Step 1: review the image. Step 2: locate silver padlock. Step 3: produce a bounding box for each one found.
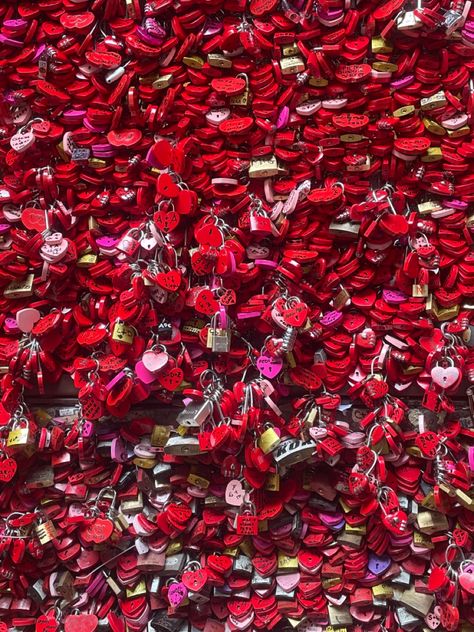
[233,555,253,577]
[273,439,316,467]
[177,400,213,427]
[251,573,273,590]
[164,436,201,456]
[163,553,186,576]
[275,584,295,600]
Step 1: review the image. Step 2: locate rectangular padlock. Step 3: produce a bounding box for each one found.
[177,400,213,427]
[211,328,231,353]
[112,321,134,344]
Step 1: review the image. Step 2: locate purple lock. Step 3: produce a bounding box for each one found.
[382,289,406,304]
[320,310,343,327]
[391,75,415,89]
[367,553,391,576]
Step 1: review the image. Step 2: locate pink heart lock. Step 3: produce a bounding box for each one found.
[135,361,157,385]
[425,606,442,630]
[431,364,460,389]
[295,100,322,116]
[229,611,254,630]
[168,582,188,608]
[141,349,169,373]
[45,232,63,245]
[206,108,231,125]
[225,479,245,506]
[276,572,300,592]
[459,563,474,594]
[256,352,283,379]
[10,129,35,152]
[111,437,128,462]
[40,239,68,263]
[16,308,41,333]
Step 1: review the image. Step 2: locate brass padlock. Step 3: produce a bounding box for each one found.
[280,56,305,75]
[35,514,58,545]
[112,321,134,344]
[412,283,429,298]
[7,417,35,452]
[249,157,279,178]
[230,73,250,106]
[258,424,281,454]
[3,274,34,298]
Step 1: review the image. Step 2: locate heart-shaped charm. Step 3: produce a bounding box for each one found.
[36,614,59,632]
[64,614,98,632]
[425,607,441,630]
[182,568,207,592]
[195,289,219,315]
[276,572,300,591]
[459,563,474,594]
[10,129,35,152]
[168,581,188,607]
[154,209,180,233]
[81,518,113,544]
[16,307,41,333]
[431,365,460,389]
[195,223,223,247]
[142,350,168,373]
[256,352,283,378]
[22,207,47,232]
[157,367,183,391]
[225,479,245,506]
[157,173,180,198]
[415,431,439,458]
[156,269,181,292]
[0,457,17,482]
[283,302,308,327]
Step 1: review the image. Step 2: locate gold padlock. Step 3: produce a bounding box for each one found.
[371,36,393,54]
[421,147,443,163]
[35,515,58,545]
[230,73,250,106]
[112,321,134,344]
[448,125,470,138]
[151,425,170,447]
[208,54,232,68]
[7,417,35,452]
[309,76,328,87]
[282,43,298,56]
[249,157,279,178]
[258,425,281,454]
[280,56,305,75]
[4,274,34,299]
[412,284,429,298]
[183,55,204,69]
[152,74,173,89]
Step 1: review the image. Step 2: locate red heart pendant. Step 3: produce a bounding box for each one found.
[64,614,98,632]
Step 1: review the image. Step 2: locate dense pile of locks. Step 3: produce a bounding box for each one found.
[0,0,474,630]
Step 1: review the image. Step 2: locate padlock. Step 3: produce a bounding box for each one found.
[116,230,140,256]
[229,73,250,106]
[258,424,281,454]
[235,502,259,535]
[7,417,35,452]
[177,399,213,427]
[250,210,274,237]
[280,56,305,75]
[249,157,279,178]
[35,513,57,545]
[112,321,135,344]
[164,436,201,456]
